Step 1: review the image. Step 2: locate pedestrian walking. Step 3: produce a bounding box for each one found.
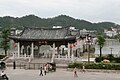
[44,65,47,75]
[73,67,78,77]
[39,67,43,76]
[82,65,85,73]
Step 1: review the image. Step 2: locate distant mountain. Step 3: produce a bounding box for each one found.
[0,14,120,32]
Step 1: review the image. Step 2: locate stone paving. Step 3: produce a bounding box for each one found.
[1,68,120,80]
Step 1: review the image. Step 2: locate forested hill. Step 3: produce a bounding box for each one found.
[0,14,120,32]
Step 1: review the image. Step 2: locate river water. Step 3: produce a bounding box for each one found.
[0,39,120,56]
[95,39,120,56]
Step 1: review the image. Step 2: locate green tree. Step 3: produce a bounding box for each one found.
[114,34,120,42]
[97,34,105,57]
[0,28,10,56]
[0,15,120,32]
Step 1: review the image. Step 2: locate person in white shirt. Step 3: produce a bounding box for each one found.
[82,65,85,72]
[1,71,8,80]
[44,65,47,75]
[1,71,5,77]
[73,67,78,77]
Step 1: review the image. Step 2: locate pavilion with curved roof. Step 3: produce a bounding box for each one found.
[9,27,77,62]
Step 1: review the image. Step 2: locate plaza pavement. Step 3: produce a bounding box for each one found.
[1,68,120,80]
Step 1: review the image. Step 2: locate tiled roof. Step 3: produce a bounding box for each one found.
[10,27,76,41]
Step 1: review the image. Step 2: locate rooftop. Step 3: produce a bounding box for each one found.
[9,27,76,41]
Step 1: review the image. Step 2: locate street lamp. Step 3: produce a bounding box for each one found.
[110,48,113,55]
[85,35,93,63]
[13,53,16,69]
[110,48,113,61]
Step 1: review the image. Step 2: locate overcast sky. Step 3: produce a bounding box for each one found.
[0,0,120,24]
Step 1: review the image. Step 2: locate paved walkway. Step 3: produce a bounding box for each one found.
[1,68,120,80]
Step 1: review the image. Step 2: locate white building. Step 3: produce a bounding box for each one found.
[80,29,96,36]
[52,26,62,28]
[104,27,118,37]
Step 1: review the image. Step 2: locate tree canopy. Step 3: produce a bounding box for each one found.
[97,34,106,57]
[0,28,10,55]
[114,34,120,42]
[0,15,120,32]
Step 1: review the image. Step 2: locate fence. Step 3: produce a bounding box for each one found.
[25,63,45,69]
[6,63,46,70]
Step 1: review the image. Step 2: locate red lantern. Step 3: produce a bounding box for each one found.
[70,45,73,48]
[73,43,76,47]
[75,42,77,45]
[13,42,17,48]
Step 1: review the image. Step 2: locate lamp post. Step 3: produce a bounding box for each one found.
[13,53,16,69]
[110,48,113,55]
[110,48,113,61]
[85,35,93,63]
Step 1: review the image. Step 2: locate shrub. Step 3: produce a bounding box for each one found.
[0,62,6,69]
[95,56,106,62]
[68,62,120,70]
[0,55,6,59]
[107,54,115,62]
[95,55,120,63]
[68,63,83,69]
[114,57,120,63]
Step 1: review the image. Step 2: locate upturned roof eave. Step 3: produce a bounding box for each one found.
[9,36,76,42]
